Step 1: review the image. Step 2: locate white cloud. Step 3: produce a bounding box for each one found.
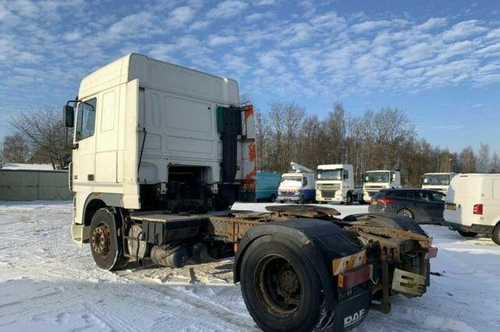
[442,20,487,42]
[223,54,250,73]
[255,0,277,5]
[475,43,500,57]
[351,20,393,33]
[207,0,248,19]
[417,17,447,31]
[208,35,238,46]
[486,28,500,40]
[245,12,274,23]
[168,6,196,27]
[281,23,313,46]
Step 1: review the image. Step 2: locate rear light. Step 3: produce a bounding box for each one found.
[338,264,372,289]
[378,198,395,206]
[473,203,483,215]
[427,246,438,259]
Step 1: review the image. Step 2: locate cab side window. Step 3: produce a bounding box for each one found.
[76,98,97,141]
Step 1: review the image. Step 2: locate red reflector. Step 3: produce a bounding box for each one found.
[473,203,483,215]
[338,265,372,289]
[427,246,438,259]
[379,198,395,206]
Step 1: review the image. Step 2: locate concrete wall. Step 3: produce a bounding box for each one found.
[0,170,72,201]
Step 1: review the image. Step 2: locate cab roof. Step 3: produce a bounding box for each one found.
[78,53,239,105]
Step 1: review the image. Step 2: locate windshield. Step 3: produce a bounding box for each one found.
[282,175,303,182]
[317,169,342,180]
[365,172,390,183]
[423,175,451,186]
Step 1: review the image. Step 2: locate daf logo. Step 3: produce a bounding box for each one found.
[344,308,366,328]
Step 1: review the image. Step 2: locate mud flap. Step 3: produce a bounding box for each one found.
[333,288,371,331]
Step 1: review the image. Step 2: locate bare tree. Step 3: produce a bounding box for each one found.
[491,152,500,173]
[477,143,491,172]
[2,133,30,163]
[458,146,477,173]
[10,110,71,169]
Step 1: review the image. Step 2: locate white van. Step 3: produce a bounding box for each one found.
[443,174,500,245]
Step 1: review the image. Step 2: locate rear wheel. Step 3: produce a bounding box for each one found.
[346,193,353,205]
[90,208,128,270]
[240,237,325,332]
[491,224,500,245]
[398,208,414,220]
[457,230,477,238]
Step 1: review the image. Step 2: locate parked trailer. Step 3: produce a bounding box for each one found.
[256,171,281,202]
[64,54,436,331]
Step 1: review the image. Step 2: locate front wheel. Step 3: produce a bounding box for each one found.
[90,208,128,270]
[240,237,325,332]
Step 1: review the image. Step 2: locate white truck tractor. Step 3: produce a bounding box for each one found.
[316,164,363,204]
[63,53,436,332]
[422,172,456,194]
[277,162,316,203]
[363,170,401,202]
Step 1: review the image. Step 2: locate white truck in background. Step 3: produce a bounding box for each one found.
[276,162,316,203]
[444,173,500,245]
[422,172,456,194]
[316,164,363,204]
[363,170,401,202]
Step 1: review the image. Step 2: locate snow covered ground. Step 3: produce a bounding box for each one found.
[0,201,499,332]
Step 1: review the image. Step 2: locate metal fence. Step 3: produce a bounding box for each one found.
[0,169,73,201]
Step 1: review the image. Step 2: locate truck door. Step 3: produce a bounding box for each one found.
[73,98,97,185]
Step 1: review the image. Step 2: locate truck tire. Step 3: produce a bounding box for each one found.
[90,208,128,271]
[240,237,325,332]
[457,230,477,238]
[491,224,500,245]
[346,192,353,205]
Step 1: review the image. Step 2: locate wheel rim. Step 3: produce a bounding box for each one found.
[256,255,302,316]
[400,210,412,218]
[91,224,111,256]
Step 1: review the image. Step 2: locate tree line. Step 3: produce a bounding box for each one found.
[256,103,499,187]
[0,110,71,169]
[0,105,498,185]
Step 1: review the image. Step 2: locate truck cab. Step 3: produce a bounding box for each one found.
[316,164,362,204]
[277,162,315,203]
[363,170,401,202]
[64,53,256,244]
[422,172,456,194]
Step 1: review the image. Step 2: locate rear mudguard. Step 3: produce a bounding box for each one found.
[234,219,371,331]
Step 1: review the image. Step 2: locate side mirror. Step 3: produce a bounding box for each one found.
[343,172,348,180]
[64,104,75,128]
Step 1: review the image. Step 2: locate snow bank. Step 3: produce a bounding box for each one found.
[0,202,499,331]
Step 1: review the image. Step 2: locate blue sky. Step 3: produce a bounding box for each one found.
[0,0,499,154]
